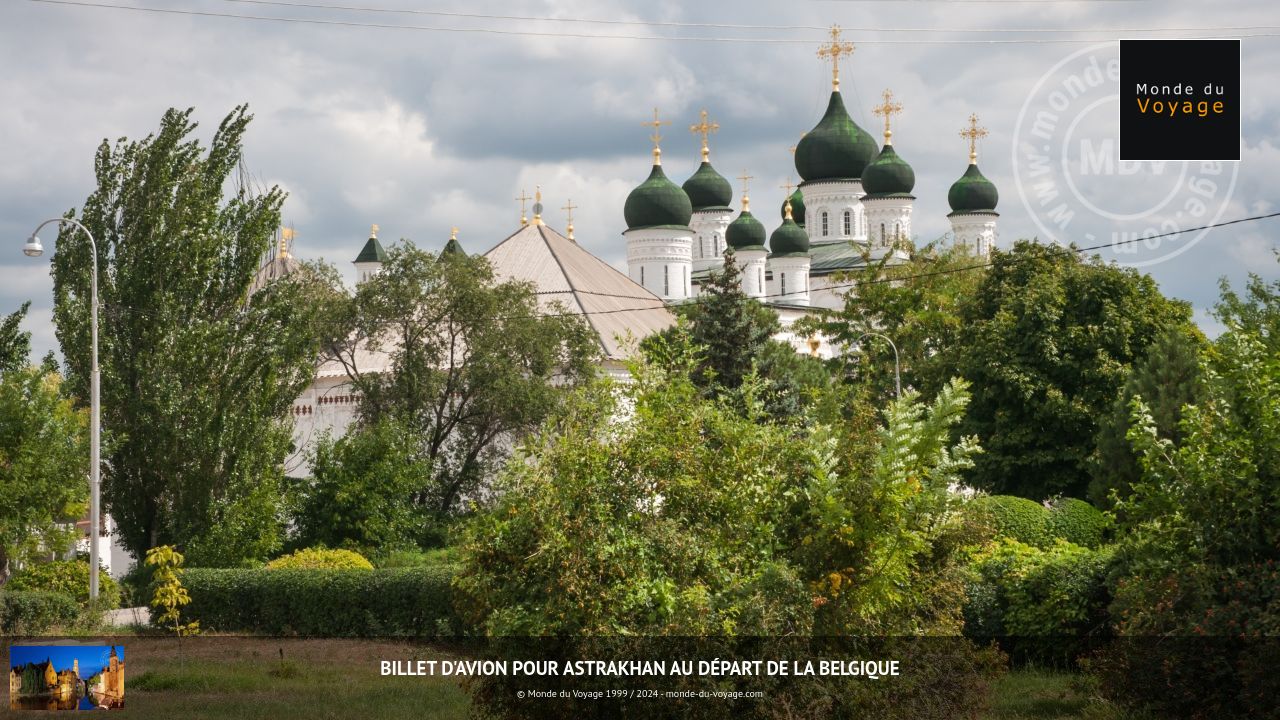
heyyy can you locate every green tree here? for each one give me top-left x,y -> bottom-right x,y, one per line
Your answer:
50,107 -> 328,566
802,241 -> 985,403
320,243 -> 598,516
0,303 -> 33,377
1089,326 -> 1205,508
956,241 -> 1192,499
292,419 -> 429,553
0,367 -> 89,579
644,250 -> 829,419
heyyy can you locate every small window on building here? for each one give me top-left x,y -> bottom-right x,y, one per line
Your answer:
821,212 -> 829,236
664,265 -> 670,296
843,210 -> 852,236
781,272 -> 786,296
758,268 -> 764,293
640,266 -> 645,285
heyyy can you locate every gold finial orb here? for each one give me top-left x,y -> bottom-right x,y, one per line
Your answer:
873,89 -> 903,145
689,109 -> 719,162
642,107 -> 671,165
531,185 -> 545,226
817,25 -> 855,91
960,113 -> 989,164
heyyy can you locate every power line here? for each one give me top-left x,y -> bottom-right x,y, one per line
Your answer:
216,0 -> 1280,35
26,1 -> 1280,43
532,211 -> 1280,310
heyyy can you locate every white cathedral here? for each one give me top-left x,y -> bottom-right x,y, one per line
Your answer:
280,29 -> 1002,476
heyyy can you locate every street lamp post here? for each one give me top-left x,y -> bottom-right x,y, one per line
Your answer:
856,332 -> 901,399
24,218 -> 101,601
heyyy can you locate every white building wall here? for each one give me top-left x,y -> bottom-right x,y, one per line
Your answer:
689,209 -> 732,273
948,212 -> 998,256
625,227 -> 694,301
798,179 -> 866,245
736,248 -> 769,299
768,256 -> 812,306
862,196 -> 914,250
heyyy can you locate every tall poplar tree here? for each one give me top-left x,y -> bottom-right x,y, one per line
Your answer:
51,107 -> 326,566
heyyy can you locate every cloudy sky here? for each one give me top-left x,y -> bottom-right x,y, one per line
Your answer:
3,0 -> 1278,359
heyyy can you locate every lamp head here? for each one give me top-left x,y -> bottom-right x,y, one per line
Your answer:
23,235 -> 44,257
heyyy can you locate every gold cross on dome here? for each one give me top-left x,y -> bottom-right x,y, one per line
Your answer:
817,25 -> 855,91
370,223 -> 379,239
643,107 -> 671,163
562,199 -> 577,240
780,178 -> 797,220
515,189 -> 531,226
960,113 -> 989,164
689,109 -> 719,162
736,170 -> 754,211
450,226 -> 459,240
873,89 -> 903,145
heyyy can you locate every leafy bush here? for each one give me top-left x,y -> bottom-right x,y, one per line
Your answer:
183,566 -> 459,635
265,547 -> 373,570
970,496 -> 1051,548
376,547 -> 459,569
6,560 -> 120,609
965,539 -> 1114,664
0,590 -> 79,634
1046,497 -> 1111,548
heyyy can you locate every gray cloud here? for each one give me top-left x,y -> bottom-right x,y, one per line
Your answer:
2,0 -> 1277,361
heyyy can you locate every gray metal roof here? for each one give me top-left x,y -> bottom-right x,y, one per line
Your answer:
482,224 -> 675,360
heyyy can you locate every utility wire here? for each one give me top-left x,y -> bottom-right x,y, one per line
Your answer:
26,0 -> 1280,43
216,0 -> 1280,35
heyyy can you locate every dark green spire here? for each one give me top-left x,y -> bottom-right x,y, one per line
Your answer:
862,144 -> 916,197
947,163 -> 999,213
769,202 -> 810,257
794,92 -> 879,182
682,161 -> 733,212
624,163 -> 693,230
354,233 -> 386,263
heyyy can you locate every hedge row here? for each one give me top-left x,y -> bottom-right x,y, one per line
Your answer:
0,591 -> 79,635
183,566 -> 461,636
970,495 -> 1110,549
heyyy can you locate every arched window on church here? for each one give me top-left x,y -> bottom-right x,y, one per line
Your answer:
640,266 -> 645,286
664,265 -> 670,296
843,210 -> 852,236
758,267 -> 764,294
880,223 -> 886,243
781,272 -> 786,297
821,212 -> 829,237
895,222 -> 901,242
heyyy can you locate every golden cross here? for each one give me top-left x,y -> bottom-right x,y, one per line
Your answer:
643,107 -> 671,163
789,131 -> 807,157
816,25 -> 855,91
960,113 -> 988,164
515,189 -> 531,226
689,109 -> 719,162
737,170 -> 753,211
450,226 -> 459,240
780,178 -> 797,220
370,223 -> 379,239
873,89 -> 903,145
562,199 -> 577,240
279,226 -> 295,258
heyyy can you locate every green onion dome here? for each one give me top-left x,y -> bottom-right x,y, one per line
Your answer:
682,161 -> 733,212
861,144 -> 916,197
794,92 -> 879,182
769,212 -> 810,257
624,163 -> 694,230
780,188 -> 806,228
726,206 -> 767,250
947,163 -> 999,213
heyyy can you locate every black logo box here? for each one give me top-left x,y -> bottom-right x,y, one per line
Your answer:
1119,39 -> 1240,161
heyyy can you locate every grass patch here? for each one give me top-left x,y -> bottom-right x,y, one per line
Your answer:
985,670 -> 1143,720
